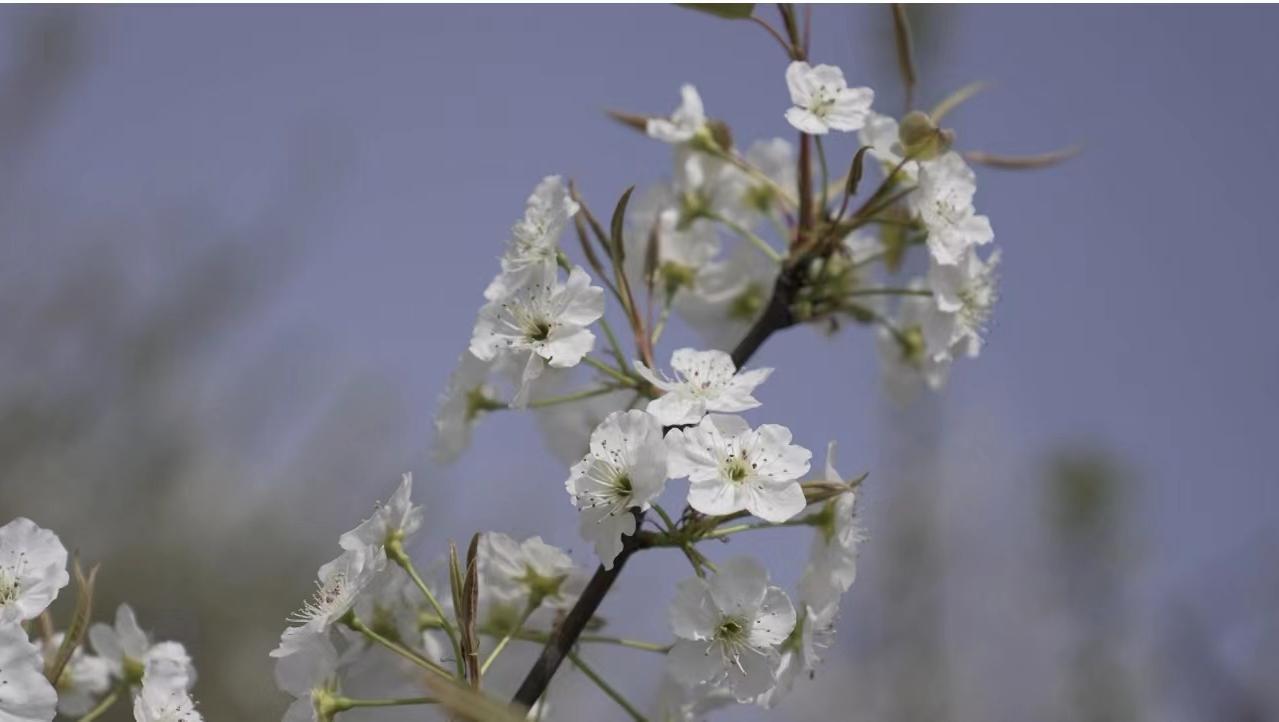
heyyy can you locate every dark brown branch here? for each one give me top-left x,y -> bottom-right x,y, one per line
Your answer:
510,261 -> 805,709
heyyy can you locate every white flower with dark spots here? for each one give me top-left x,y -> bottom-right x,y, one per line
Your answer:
756,600 -> 839,707
131,670 -> 202,722
666,557 -> 796,701
665,414 -> 810,523
635,349 -> 772,427
912,152 -> 993,265
797,443 -> 864,611
565,410 -> 668,569
648,84 -> 708,145
470,266 -> 604,407
0,517 -> 69,625
923,249 -> 1001,360
272,546 -> 386,658
484,176 -> 579,301
339,473 -> 422,552
0,624 -> 57,722
784,61 -> 874,135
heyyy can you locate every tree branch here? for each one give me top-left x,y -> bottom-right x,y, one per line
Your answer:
510,261 -> 805,709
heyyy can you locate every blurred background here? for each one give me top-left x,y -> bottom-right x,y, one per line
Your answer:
1,5 -> 1275,721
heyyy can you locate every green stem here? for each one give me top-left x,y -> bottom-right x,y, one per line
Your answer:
583,355 -> 639,387
846,287 -> 933,298
481,604 -> 537,675
336,696 -> 438,710
716,149 -> 799,210
650,299 -> 674,347
814,135 -> 830,217
526,385 -> 620,409
568,652 -> 649,722
345,613 -> 452,679
579,634 -> 672,654
651,503 -> 679,532
701,515 -> 817,540
388,543 -> 465,677
598,316 -> 629,369
709,212 -> 783,263
76,685 -> 124,722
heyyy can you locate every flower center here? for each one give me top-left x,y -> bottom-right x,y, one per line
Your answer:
725,458 -> 750,483
0,569 -> 18,607
810,88 -> 837,118
289,571 -> 349,624
716,617 -> 745,641
527,319 -> 552,342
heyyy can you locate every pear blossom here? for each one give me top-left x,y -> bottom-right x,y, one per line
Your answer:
923,249 -> 1001,359
41,633 -> 111,716
433,350 -> 500,463
534,382 -> 632,465
654,671 -> 734,722
274,629 -> 339,722
484,176 -> 579,300
635,349 -> 772,426
478,533 -> 584,611
565,410 -> 669,569
876,280 -> 952,397
667,557 -> 796,701
131,670 -> 202,722
784,61 -> 874,135
666,414 -> 811,523
272,546 -> 386,658
737,138 -> 796,216
648,84 -> 708,145
0,517 -> 69,624
859,112 -> 918,182
912,152 -> 994,265
757,600 -> 838,707
674,149 -> 752,228
470,266 -> 604,407
89,604 -> 196,690
797,443 -> 864,610
675,244 -> 777,351
0,624 -> 57,722
339,473 -> 422,551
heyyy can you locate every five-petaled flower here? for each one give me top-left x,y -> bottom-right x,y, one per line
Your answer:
636,348 -> 772,427
784,61 -> 874,135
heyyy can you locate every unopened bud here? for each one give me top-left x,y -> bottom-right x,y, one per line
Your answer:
899,110 -> 954,161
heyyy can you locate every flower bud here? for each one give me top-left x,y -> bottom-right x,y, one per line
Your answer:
898,110 -> 954,161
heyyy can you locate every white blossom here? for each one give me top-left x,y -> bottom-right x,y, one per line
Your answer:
0,518 -> 69,625
797,443 -> 864,610
737,138 -> 796,217
666,557 -> 796,701
478,533 -> 584,611
784,61 -> 874,135
858,112 -> 918,182
484,176 -> 579,300
470,266 -> 604,407
41,633 -> 111,716
923,248 -> 1001,360
635,348 -> 772,426
131,669 -> 202,722
565,410 -> 669,569
339,473 -> 422,551
912,152 -> 994,265
0,624 -> 57,722
757,600 -> 838,707
272,546 -> 386,658
666,414 -> 811,523
648,84 -> 708,144
876,279 -> 952,397
675,244 -> 777,351
432,350 -> 500,463
624,183 -> 722,294
89,605 -> 196,691
274,629 -> 338,722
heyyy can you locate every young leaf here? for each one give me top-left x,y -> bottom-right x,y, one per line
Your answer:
890,5 -> 917,107
45,557 -> 97,684
964,145 -> 1081,170
678,3 -> 755,20
606,109 -> 652,134
845,145 -> 872,198
461,533 -> 481,686
608,186 -> 635,267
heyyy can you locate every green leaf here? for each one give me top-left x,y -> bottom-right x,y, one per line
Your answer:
845,145 -> 872,198
608,186 -> 635,267
678,3 -> 755,20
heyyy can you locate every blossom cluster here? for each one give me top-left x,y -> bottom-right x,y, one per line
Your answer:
0,517 -> 201,721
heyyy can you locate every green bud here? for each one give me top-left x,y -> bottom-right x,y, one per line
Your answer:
898,110 -> 954,161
